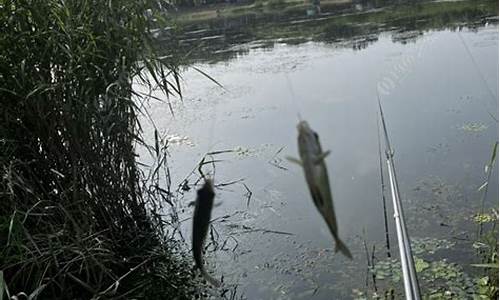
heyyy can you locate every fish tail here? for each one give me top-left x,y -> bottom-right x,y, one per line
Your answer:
201,267 -> 221,287
335,237 -> 353,260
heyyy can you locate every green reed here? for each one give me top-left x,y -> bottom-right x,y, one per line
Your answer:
0,1 -> 198,298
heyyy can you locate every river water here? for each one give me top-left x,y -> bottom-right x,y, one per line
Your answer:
136,8 -> 498,299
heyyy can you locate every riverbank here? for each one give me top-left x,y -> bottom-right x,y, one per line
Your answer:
174,0 -> 352,23
0,1 -> 200,299
173,0 -> 497,26
164,0 -> 498,64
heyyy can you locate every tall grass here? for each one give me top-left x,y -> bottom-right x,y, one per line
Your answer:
472,142 -> 499,299
0,1 -> 197,298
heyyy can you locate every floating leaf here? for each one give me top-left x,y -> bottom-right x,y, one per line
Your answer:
411,238 -> 455,255
415,258 -> 430,273
460,122 -> 488,132
473,213 -> 496,224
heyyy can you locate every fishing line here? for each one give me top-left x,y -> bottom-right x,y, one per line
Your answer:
284,73 -> 303,121
206,88 -> 220,159
193,65 -> 227,180
457,31 -> 498,122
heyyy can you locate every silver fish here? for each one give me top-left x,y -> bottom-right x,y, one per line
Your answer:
288,120 -> 352,259
192,179 -> 221,286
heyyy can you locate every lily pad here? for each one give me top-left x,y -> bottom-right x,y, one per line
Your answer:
460,122 -> 488,132
415,258 -> 430,273
473,213 -> 497,224
411,237 -> 456,255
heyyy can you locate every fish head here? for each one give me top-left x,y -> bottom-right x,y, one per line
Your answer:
297,121 -> 320,153
297,120 -> 309,131
197,179 -> 215,201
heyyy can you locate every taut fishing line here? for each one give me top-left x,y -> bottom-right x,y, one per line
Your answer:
284,73 -> 303,121
457,31 -> 498,122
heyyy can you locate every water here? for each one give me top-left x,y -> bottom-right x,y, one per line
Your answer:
137,9 -> 498,299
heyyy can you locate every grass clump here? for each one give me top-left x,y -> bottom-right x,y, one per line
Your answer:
0,0 -> 197,299
267,0 -> 286,9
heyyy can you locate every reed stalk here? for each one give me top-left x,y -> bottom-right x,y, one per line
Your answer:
0,1 -> 197,298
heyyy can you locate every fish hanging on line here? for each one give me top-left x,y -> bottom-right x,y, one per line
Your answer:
287,120 -> 352,259
192,179 -> 222,287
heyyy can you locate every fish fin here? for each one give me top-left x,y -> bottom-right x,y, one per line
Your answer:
334,238 -> 353,260
314,150 -> 331,164
201,268 -> 221,287
285,156 -> 303,166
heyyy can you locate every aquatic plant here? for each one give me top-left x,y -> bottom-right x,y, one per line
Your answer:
359,109 -> 498,299
473,211 -> 497,224
460,122 -> 488,132
410,238 -> 456,256
473,211 -> 499,297
0,0 -> 198,298
363,213 -> 498,299
369,257 -> 485,299
477,141 -> 498,233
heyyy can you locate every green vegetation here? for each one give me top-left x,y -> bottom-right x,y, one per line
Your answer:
173,0 -> 498,63
354,144 -> 499,300
174,0 -> 350,23
0,1 -> 199,299
174,0 -> 497,26
0,0 -> 497,299
356,232 -> 498,299
250,0 -> 498,41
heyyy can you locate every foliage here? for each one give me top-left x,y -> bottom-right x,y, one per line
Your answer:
173,0 -> 497,63
473,212 -> 497,224
371,258 -> 402,283
461,122 -> 488,132
0,0 -> 196,299
411,238 -> 456,256
267,0 -> 286,9
472,213 -> 499,299
368,233 -> 498,299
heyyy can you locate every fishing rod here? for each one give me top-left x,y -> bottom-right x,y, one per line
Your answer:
376,111 -> 391,258
377,95 -> 421,300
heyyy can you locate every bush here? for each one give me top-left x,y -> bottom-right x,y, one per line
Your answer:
0,0 -> 196,299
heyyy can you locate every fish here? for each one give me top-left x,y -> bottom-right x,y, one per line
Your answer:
192,179 -> 221,287
288,120 -> 352,259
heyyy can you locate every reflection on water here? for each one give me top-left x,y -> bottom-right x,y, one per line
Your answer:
138,5 -> 498,299
158,0 -> 499,64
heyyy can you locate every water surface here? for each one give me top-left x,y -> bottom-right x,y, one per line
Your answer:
137,13 -> 498,299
